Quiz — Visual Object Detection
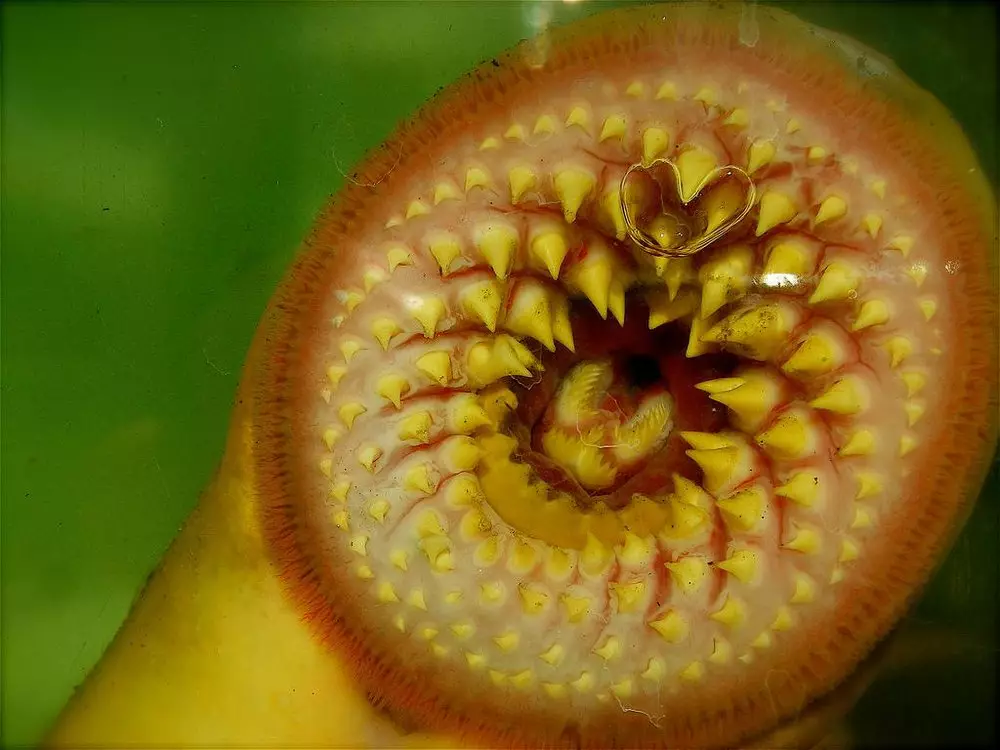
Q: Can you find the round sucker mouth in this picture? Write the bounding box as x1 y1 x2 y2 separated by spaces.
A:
251 3 997 749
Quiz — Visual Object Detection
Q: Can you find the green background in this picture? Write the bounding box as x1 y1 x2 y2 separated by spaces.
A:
2 1 996 746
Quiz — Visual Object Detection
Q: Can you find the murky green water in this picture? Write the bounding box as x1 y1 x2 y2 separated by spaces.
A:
2 1 996 746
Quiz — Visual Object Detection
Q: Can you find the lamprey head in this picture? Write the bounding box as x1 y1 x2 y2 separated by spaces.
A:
244 3 997 749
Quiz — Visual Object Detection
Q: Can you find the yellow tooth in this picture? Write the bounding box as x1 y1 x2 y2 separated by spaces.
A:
376 373 410 409
398 411 433 443
367 498 390 524
408 295 446 338
888 235 914 256
703 302 799 361
389 549 408 571
723 108 749 128
901 371 927 397
671 474 712 509
420 536 454 572
904 400 925 426
699 243 754 318
783 525 820 554
319 457 333 477
625 81 646 97
330 477 352 503
561 593 591 623
610 678 634 699
696 377 745 394
664 256 692 300
340 338 365 363
616 532 652 567
665 556 710 594
861 212 883 238
680 661 705 682
839 539 860 562
642 657 666 682
791 573 815 604
571 671 595 692
899 433 918 457
504 282 554 351
415 351 451 386
508 165 537 205
854 471 882 500
642 127 670 164
786 118 801 134
565 105 590 132
362 267 387 293
551 293 575 352
662 495 711 538
539 644 565 666
852 299 890 331
755 191 797 235
433 181 461 205
479 137 500 151
919 298 937 321
839 428 875 457
815 195 848 225
710 638 733 665
782 329 843 377
476 224 518 280
405 200 430 220
357 443 383 473
518 583 549 615
428 233 462 276
580 533 613 576
809 261 861 304
461 279 504 332
464 166 491 192
694 86 716 105
504 123 525 141
386 245 413 272
610 580 646 614
554 167 596 223
756 409 816 460
810 376 868 415
404 463 436 495
600 188 628 240
493 631 520 653
675 147 717 203
533 114 558 134
442 436 482 473
655 80 677 100
717 548 759 584
573 255 613 319
593 636 622 661
751 632 772 650
599 114 627 142
371 317 401 351
775 470 822 507
326 365 347 389
322 428 341 451
647 288 698 329
349 535 369 556
884 336 913 368
608 280 626 326
710 595 746 628
807 145 827 162
529 231 568 279
650 611 688 643
449 396 493 434
331 509 349 530
686 447 742 495
851 507 873 529
338 402 367 429
746 139 776 174
717 486 766 532
680 431 736 450
686 314 714 358
762 241 811 286
708 372 780 431
377 582 399 604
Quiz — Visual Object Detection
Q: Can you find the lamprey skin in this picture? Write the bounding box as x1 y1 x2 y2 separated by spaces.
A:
48 3 996 750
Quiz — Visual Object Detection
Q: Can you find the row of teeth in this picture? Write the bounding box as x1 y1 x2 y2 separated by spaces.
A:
310 86 939 701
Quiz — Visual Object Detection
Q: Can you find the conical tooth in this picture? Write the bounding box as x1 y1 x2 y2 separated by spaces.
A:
615 532 653 567
340 338 365 363
839 539 860 563
861 212 883 238
815 195 848 225
386 244 413 272
407 295 446 338
664 256 693 300
775 470 822 507
433 180 461 205
695 377 745 394
505 335 543 373
680 431 737 451
649 611 688 644
698 243 754 318
504 281 555 351
702 302 800 361
441 435 482 473
476 224 518 280
398 411 432 444
723 107 749 128
709 369 782 432
599 114 627 142
854 471 882 500
901 371 927 397
580 533 614 576
717 486 767 532
709 637 733 664
570 252 613 319
702 179 749 234
904 400 926 426
791 573 816 604
665 556 710 593
884 336 914 368
783 525 821 554
600 188 627 240
322 428 342 452
851 299 891 331
508 166 537 204
717 548 759 584
478 137 500 151
593 635 622 661
371 317 402 351
762 240 812 280
357 443 383 473
755 191 797 235
610 580 647 614
785 118 801 134
685 314 714 358
504 123 526 141
326 365 347 389
554 167 596 223
899 433 918 457
529 231 568 279
464 165 492 192
551 292 575 352
838 428 875 457
415 350 452 386
851 507 873 529
404 463 437 494
672 473 713 509
647 288 698 329
918 297 937 321
405 200 430 220
625 81 646 97
807 145 827 162
782 326 848 377
809 261 861 304
565 105 590 132
341 289 365 313
746 139 776 174
449 394 493 434
810 375 869 415
642 127 670 164
338 402 367 429
710 595 746 628
675 147 717 203
755 408 818 460
533 114 558 135
428 232 462 276
888 235 914 257
376 373 410 409
693 86 716 105
608 280 626 326
685 445 745 496
655 80 678 100
906 262 929 287
362 266 387 293
461 278 504 332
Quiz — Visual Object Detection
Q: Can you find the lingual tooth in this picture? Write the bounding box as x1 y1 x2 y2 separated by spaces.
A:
503 279 555 351
427 231 463 276
599 113 627 142
810 260 862 304
448 394 493 434
810 374 870 415
551 291 575 352
376 373 410 409
851 298 891 331
814 195 848 225
704 368 783 433
415 350 452 386
566 242 616 318
746 139 776 174
541 429 617 490
612 393 673 464
703 301 801 361
529 229 568 279
509 165 538 204
782 323 850 378
642 126 670 164
755 190 798 235
461 278 504 332
406 295 446 338
647 288 698 329
554 166 596 223
717 486 768 533
698 243 754 318
675 146 717 203
554 360 612 421
755 407 820 460
475 223 518 280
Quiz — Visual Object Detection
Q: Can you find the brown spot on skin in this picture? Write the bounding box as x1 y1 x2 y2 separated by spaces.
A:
249 3 996 749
